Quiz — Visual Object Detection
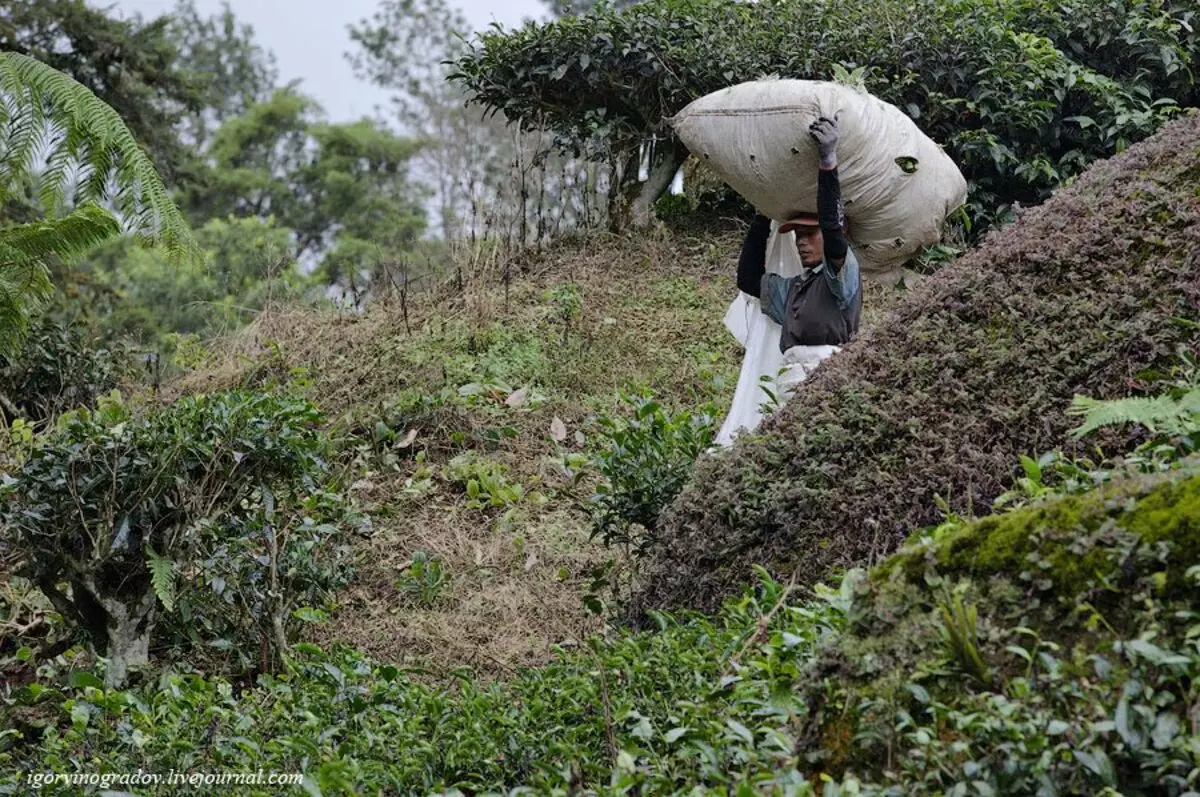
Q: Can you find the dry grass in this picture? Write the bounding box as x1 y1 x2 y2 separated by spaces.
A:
169 223 909 676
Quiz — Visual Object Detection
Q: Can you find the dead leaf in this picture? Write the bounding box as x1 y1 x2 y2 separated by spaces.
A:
550 416 567 442
524 552 538 571
396 429 418 448
505 387 529 408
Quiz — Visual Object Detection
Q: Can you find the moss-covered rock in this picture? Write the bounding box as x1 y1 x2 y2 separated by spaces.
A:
638 113 1200 615
796 463 1200 790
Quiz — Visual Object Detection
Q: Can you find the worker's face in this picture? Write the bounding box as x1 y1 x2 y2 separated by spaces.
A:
793 226 824 267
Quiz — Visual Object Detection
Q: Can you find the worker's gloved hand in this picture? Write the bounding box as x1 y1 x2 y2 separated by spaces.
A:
809 116 839 170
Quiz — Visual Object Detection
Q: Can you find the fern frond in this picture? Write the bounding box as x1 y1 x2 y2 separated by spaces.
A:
1069 392 1199 439
0 203 121 268
0 259 51 357
0 52 199 264
145 546 177 613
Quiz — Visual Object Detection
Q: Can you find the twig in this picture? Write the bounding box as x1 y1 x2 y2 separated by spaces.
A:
590 643 618 763
725 572 800 674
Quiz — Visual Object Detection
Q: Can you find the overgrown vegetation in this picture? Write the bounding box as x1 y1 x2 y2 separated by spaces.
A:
452 0 1198 229
639 106 1200 616
4 0 1200 792
0 391 359 685
3 374 1197 792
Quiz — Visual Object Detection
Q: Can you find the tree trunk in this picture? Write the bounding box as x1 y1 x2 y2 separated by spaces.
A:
75 576 157 687
630 141 688 227
609 141 689 232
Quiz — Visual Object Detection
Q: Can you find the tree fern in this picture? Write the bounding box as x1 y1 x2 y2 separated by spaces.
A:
145 546 177 613
0 203 120 355
0 52 200 352
1068 390 1200 439
0 51 197 262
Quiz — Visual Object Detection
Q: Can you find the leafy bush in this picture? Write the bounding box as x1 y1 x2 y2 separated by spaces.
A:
589 390 716 557
161 486 361 673
3 455 1198 795
639 105 1200 615
0 317 130 422
0 390 357 684
452 0 1196 229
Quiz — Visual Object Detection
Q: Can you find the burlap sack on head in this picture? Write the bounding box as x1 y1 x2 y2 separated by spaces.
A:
669 79 967 276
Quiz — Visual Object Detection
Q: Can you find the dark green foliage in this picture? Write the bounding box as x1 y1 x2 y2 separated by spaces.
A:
805 465 1200 793
452 0 1196 228
0 391 351 682
589 391 717 557
3 461 1198 794
637 112 1200 615
0 317 130 422
161 485 360 672
0 205 119 354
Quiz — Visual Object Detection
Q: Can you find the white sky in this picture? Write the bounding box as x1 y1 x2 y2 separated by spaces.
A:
107 0 547 122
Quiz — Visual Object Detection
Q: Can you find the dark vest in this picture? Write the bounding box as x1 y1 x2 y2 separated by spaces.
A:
779 267 862 350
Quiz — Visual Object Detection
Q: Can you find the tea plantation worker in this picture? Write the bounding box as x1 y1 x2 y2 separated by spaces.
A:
735 116 862 389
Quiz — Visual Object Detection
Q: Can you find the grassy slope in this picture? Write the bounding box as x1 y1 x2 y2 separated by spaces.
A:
640 112 1200 617
166 225 762 672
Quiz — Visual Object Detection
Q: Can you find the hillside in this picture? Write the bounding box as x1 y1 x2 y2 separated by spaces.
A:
162 224 900 672
639 111 1200 616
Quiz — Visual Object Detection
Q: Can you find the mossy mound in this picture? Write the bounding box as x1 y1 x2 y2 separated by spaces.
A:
638 113 1200 615
795 461 1200 791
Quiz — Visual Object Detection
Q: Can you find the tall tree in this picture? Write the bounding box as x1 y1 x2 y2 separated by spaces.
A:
352 0 618 243
181 88 424 285
167 0 279 151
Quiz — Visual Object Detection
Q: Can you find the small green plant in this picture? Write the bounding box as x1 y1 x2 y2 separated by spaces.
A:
396 551 449 608
652 192 695 222
589 390 717 557
446 451 527 509
757 365 790 416
543 283 582 346
937 590 991 686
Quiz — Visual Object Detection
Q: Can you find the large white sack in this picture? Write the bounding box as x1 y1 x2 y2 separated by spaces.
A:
670 79 967 275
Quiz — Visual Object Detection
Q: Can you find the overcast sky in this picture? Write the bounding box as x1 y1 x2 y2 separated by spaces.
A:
108 0 547 122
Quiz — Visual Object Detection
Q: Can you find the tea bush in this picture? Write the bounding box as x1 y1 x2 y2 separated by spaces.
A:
452 0 1197 229
588 390 717 557
0 390 360 684
0 317 130 423
3 452 1198 795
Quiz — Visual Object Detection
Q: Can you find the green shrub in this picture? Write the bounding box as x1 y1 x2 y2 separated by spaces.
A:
161 486 361 673
638 106 1200 615
0 390 357 684
589 390 716 557
3 459 1199 795
452 0 1196 230
0 317 130 422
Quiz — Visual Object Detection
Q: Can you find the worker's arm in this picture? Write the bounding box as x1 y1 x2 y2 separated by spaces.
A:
736 213 772 297
809 116 849 273
737 214 792 324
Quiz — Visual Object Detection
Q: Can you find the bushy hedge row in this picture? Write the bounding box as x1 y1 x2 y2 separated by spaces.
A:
452 0 1198 227
637 109 1200 614
3 456 1198 794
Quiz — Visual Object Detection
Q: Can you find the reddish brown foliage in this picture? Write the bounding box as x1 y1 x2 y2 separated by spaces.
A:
637 114 1200 616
